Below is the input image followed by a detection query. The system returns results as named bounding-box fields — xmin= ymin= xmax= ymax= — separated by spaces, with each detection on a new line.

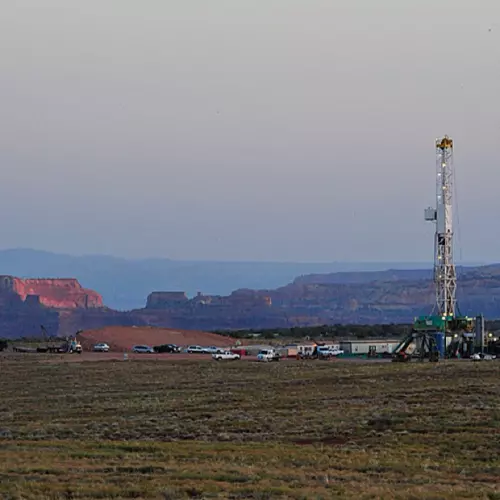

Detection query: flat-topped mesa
xmin=146 ymin=291 xmax=189 ymax=309
xmin=0 ymin=276 xmax=103 ymax=309
xmin=145 ymin=289 xmax=272 ymax=310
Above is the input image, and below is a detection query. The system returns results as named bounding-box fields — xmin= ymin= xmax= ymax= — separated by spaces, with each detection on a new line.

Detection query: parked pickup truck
xmin=316 ymin=346 xmax=344 ymax=359
xmin=257 ymin=349 xmax=280 ymax=362
xmin=212 ymin=350 xmax=241 ymax=361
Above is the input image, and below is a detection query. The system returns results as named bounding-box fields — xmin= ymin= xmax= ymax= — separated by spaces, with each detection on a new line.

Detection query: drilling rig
xmin=392 ymin=136 xmax=485 ymax=361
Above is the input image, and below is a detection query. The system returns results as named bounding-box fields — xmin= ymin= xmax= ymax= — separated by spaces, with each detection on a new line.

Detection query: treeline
xmin=214 ymin=320 xmax=500 ymax=340
xmin=213 ymin=324 xmax=412 ymax=339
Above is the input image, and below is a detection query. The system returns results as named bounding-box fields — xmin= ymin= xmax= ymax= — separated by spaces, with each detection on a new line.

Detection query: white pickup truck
xmin=257 ymin=349 xmax=280 ymax=362
xmin=317 ymin=346 xmax=344 ymax=358
xmin=212 ymin=350 xmax=241 ymax=361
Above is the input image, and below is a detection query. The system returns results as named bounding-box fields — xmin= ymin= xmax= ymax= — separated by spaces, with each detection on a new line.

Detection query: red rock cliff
xmin=0 ymin=276 xmax=103 ymax=309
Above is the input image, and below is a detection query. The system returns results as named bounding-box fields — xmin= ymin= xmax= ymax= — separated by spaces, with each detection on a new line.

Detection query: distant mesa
xmin=146 ymin=291 xmax=189 ymax=308
xmin=1 ymin=264 xmax=500 ymax=340
xmin=0 ymin=276 xmax=103 ymax=309
xmin=145 ymin=289 xmax=272 ymax=309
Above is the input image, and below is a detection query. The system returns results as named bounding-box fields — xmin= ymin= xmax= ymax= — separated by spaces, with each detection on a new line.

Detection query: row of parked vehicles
xmin=91 ymin=342 xmax=239 ymax=360
xmin=130 ymin=344 xmax=240 ymax=360
xmin=91 ymin=343 xmax=344 ymax=362
xmin=93 ymin=343 xmax=226 ymax=354
xmin=256 ymin=345 xmax=344 ymax=362
xmin=92 ymin=343 xmax=182 ymax=353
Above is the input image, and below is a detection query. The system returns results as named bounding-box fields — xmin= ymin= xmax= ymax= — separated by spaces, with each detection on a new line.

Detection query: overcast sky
xmin=0 ymin=1 xmax=499 ymax=262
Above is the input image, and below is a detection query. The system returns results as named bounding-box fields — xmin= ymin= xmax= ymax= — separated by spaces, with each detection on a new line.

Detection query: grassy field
xmin=1 ymin=356 xmax=500 ymax=499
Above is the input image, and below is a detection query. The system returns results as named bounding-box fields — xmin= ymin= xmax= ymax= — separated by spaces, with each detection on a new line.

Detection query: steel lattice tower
xmin=424 ymin=136 xmax=456 ymax=317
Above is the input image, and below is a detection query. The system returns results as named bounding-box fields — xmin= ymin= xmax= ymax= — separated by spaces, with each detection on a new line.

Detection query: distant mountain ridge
xmin=125 ymin=262 xmax=500 ymax=329
xmin=266 ymin=263 xmax=500 ymax=325
xmin=0 ymin=248 xmax=497 ymax=336
xmin=292 ymin=265 xmax=491 ymax=286
xmin=0 ymin=248 xmax=458 ymax=310
xmin=294 ymin=268 xmax=433 ymax=285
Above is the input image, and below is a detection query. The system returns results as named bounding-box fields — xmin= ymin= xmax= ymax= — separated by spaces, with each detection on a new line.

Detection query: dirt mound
xmin=78 ymin=326 xmax=235 ymax=352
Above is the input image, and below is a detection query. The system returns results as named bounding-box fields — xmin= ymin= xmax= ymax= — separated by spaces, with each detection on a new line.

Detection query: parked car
xmin=132 ymin=345 xmax=155 ymax=354
xmin=257 ymin=349 xmax=280 ymax=362
xmin=187 ymin=345 xmax=205 ymax=354
xmin=153 ymin=343 xmax=181 ymax=353
xmin=203 ymin=346 xmax=219 ymax=354
xmin=93 ymin=342 xmax=110 ymax=352
xmin=212 ymin=350 xmax=241 ymax=361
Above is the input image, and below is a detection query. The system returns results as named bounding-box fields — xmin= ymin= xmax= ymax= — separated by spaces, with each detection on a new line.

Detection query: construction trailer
xmin=340 ymin=339 xmax=400 ymax=356
xmin=294 ymin=343 xmax=318 ymax=357
xmin=392 ymin=136 xmax=487 ymax=362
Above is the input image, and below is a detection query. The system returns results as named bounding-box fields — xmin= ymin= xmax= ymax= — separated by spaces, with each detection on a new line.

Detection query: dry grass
xmin=1 ymin=355 xmax=500 ymax=498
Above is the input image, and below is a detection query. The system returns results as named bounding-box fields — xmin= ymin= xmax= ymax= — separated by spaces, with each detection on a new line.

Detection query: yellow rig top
xmin=436 ymin=136 xmax=453 ymax=150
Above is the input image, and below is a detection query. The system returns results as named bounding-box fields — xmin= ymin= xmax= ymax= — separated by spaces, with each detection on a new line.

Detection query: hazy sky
xmin=1 ymin=1 xmax=499 ymax=262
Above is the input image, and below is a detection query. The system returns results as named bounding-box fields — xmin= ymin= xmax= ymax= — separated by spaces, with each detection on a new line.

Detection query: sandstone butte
xmin=0 ymin=274 xmax=279 ymax=338
xmin=0 ymin=275 xmax=103 ymax=309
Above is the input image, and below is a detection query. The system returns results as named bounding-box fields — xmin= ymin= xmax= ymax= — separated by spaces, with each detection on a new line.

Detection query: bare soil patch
xmin=78 ymin=325 xmax=236 ymax=351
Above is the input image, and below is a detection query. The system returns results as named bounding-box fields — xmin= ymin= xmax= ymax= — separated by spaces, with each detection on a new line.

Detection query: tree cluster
xmin=214 ymin=320 xmax=500 ymax=340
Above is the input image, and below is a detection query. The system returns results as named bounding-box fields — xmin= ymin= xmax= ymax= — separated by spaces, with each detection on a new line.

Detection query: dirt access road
xmin=1 ymin=350 xmax=389 ymax=364
xmin=0 ymin=351 xmax=257 ymax=363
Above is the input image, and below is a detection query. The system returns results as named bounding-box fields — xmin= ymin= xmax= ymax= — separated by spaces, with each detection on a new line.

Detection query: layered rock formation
xmin=0 ymin=276 xmax=104 ymax=338
xmin=134 ymin=288 xmax=275 ymax=330
xmin=0 ymin=276 xmax=103 ymax=309
xmin=131 ymin=265 xmax=500 ymax=329
xmin=2 ymin=265 xmax=500 ymax=339
xmin=146 ymin=292 xmax=189 ymax=308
